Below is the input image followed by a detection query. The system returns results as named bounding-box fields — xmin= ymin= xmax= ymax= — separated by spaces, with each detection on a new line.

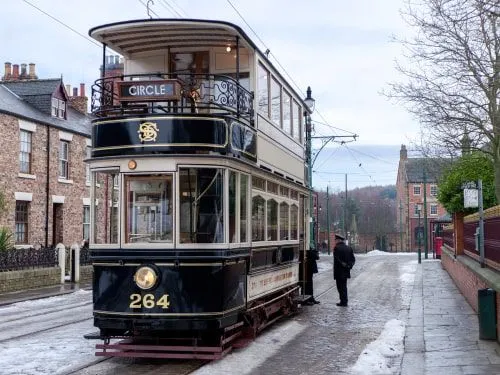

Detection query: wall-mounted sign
xmin=118 ymin=80 xmax=181 ymax=102
xmin=464 ymin=188 xmax=479 ymax=208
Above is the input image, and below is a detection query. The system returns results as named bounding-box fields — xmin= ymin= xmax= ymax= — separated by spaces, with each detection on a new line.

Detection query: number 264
xmin=129 ymin=293 xmax=170 ymax=309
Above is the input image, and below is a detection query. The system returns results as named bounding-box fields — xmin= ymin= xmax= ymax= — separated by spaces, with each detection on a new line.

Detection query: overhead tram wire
xmin=225 ymin=0 xmax=359 ymax=143
xmin=169 ymin=0 xmax=190 ymax=17
xmin=343 ymin=144 xmax=377 ymax=185
xmin=158 ymin=0 xmax=184 ymax=17
xmin=21 ymin=0 xmax=101 ymax=48
xmin=342 ymin=144 xmax=396 ymax=165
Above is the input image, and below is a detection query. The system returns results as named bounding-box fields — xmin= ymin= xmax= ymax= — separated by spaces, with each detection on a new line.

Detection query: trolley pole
xmin=423 ymin=169 xmax=428 ymax=259
xmin=304 ymin=87 xmax=315 ymax=252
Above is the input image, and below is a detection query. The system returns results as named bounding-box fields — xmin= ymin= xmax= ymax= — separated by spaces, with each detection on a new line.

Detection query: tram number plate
xmin=129 ymin=293 xmax=170 ymax=309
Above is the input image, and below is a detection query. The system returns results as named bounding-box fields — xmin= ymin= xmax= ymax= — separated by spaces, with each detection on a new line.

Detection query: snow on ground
xmin=349 ymin=319 xmax=406 ymax=375
xmin=192 ymin=321 xmax=306 ymax=375
xmin=0 ymin=320 xmax=97 ymax=375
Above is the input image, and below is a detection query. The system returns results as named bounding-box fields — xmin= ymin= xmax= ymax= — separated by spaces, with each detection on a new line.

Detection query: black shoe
xmin=336 ymin=302 xmax=347 ymax=307
xmin=304 ymin=300 xmax=315 ymax=306
xmin=313 ymin=299 xmax=320 ymax=304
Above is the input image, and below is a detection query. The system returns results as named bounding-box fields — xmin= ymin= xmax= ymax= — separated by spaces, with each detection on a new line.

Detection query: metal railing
xmin=91 ymin=73 xmax=254 ymax=125
xmin=0 ymin=246 xmax=58 ymax=272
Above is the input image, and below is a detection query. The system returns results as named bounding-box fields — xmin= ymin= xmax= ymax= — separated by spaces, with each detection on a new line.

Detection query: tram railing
xmin=91 ymin=73 xmax=254 ymax=125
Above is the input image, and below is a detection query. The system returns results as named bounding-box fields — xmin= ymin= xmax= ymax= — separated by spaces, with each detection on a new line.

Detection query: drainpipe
xmin=45 ymin=126 xmax=50 ymax=247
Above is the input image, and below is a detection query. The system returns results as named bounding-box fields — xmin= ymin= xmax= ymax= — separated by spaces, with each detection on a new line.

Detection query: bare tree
xmin=387 ymin=0 xmax=500 ymax=199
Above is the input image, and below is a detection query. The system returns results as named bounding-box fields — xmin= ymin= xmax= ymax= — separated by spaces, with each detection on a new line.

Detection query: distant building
xmin=396 ymin=145 xmax=449 ymax=252
xmin=0 ymin=61 xmax=91 ymax=248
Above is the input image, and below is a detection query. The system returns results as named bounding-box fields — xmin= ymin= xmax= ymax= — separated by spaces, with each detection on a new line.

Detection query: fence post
xmin=56 ymin=243 xmax=66 ymax=284
xmin=71 ymin=243 xmax=80 ymax=283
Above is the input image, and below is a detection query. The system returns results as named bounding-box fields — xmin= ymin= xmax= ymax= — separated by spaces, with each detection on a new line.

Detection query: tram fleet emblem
xmin=138 ymin=122 xmax=159 ymax=142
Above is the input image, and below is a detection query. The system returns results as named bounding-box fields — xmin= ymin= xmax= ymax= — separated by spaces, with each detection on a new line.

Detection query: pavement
xmin=1 ymin=260 xmax=500 ymax=374
xmin=401 ymin=260 xmax=500 ymax=375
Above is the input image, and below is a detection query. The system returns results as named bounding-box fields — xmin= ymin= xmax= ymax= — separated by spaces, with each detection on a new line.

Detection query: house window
xmin=59 ymin=141 xmax=69 ymax=179
xmin=19 ymin=130 xmax=32 ymax=174
xmin=413 ymin=185 xmax=421 ymax=195
xmin=51 ymin=97 xmax=66 ymax=119
xmin=15 ymin=201 xmax=29 ymax=244
xmin=414 ymin=204 xmax=422 ymax=216
xmin=83 ymin=205 xmax=90 ymax=241
xmin=430 ymin=185 xmax=438 ymax=196
xmin=85 ymin=146 xmax=91 ymax=184
xmin=430 ymin=204 xmax=438 ymax=215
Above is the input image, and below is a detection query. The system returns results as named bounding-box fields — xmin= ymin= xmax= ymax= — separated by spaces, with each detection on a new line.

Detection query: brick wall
xmin=442 ymin=246 xmax=500 ymax=341
xmin=0 ymin=114 xmax=90 ymax=248
xmin=80 ymin=265 xmax=93 ymax=283
xmin=0 ymin=267 xmax=60 ymax=293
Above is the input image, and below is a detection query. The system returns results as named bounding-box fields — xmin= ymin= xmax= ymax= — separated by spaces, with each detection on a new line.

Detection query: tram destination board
xmin=118 ymin=79 xmax=181 ymax=102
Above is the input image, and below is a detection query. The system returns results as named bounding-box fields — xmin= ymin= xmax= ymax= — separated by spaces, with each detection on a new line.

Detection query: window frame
xmin=413 ymin=185 xmax=421 ymax=196
xmin=19 ymin=129 xmax=32 ymax=174
xmin=430 ymin=204 xmax=438 ymax=215
xmin=15 ymin=200 xmax=29 ymax=244
xmin=59 ymin=140 xmax=70 ymax=179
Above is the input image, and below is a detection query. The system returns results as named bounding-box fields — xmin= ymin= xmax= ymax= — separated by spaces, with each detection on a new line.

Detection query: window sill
xmin=18 ymin=173 xmax=36 ymax=180
xmin=58 ymin=178 xmax=74 ymax=184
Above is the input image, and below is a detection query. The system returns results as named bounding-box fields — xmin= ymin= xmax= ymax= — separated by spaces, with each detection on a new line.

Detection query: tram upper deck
xmin=89 ymin=19 xmax=309 ymax=185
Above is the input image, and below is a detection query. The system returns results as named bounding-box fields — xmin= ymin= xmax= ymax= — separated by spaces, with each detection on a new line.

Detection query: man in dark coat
xmin=333 ymin=234 xmax=355 ymax=306
xmin=304 ymin=247 xmax=320 ymax=305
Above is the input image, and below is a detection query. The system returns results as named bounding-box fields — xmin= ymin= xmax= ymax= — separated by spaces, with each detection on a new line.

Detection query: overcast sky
xmin=3 ymin=0 xmax=419 ymax=190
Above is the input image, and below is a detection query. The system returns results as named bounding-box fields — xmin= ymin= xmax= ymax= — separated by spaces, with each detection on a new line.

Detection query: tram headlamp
xmin=134 ymin=266 xmax=158 ymax=290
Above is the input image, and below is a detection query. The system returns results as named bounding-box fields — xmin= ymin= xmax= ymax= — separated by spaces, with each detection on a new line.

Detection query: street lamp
xmin=304 ymin=87 xmax=315 ymax=252
xmin=416 ymin=204 xmax=422 ymax=264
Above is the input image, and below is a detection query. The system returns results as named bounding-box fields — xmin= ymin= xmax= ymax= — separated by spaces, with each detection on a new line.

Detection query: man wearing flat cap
xmin=333 ymin=233 xmax=355 ymax=306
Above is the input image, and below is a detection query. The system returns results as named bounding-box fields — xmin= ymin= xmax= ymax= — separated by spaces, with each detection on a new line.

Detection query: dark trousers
xmin=336 ymin=278 xmax=348 ymax=304
xmin=305 ymin=269 xmax=314 ymax=296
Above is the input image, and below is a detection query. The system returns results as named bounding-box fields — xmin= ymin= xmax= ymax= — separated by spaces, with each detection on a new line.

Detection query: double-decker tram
xmin=85 ymin=18 xmax=313 ymax=359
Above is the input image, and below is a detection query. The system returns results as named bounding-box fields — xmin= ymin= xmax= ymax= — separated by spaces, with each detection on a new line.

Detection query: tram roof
xmin=88 ymin=19 xmax=258 ymax=57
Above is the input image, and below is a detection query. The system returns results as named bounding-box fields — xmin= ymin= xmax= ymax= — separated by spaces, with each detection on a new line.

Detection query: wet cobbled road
xmin=196 ymin=252 xmax=417 ymax=375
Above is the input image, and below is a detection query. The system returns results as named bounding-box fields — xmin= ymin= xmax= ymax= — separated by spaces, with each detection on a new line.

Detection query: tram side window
xmin=257 ymin=63 xmax=269 ymax=117
xmin=229 ymin=171 xmax=237 ymax=243
xmin=92 ymin=171 xmax=119 ymax=244
xmin=290 ymin=204 xmax=298 ymax=240
xmin=252 ymin=195 xmax=265 ymax=241
xmin=240 ymin=174 xmax=249 ymax=242
xmin=125 ymin=175 xmax=173 ymax=243
xmin=267 ymin=199 xmax=278 ymax=241
xmin=280 ymin=202 xmax=289 ymax=240
xmin=179 ymin=168 xmax=224 ymax=244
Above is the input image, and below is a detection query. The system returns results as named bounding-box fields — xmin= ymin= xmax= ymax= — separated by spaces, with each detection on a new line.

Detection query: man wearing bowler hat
xmin=333 ymin=233 xmax=355 ymax=306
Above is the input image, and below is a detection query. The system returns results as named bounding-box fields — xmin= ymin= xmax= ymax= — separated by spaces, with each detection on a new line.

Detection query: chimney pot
xmin=12 ymin=64 xmax=19 ymax=79
xmin=3 ymin=62 xmax=11 ymax=80
xmin=20 ymin=63 xmax=27 ymax=79
xmin=73 ymin=87 xmax=78 ymax=96
xmin=65 ymin=84 xmax=71 ymax=95
xmin=28 ymin=63 xmax=36 ymax=79
xmin=80 ymin=83 xmax=86 ymax=97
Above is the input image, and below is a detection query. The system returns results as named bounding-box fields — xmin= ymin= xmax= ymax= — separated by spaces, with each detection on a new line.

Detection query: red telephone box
xmin=435 ymin=237 xmax=443 ymax=259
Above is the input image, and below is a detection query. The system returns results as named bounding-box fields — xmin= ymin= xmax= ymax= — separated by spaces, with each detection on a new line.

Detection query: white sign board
xmin=464 ymin=188 xmax=479 ymax=208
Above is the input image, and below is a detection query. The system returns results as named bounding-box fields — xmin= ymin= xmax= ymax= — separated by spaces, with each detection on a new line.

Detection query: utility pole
xmin=326 ymin=186 xmax=330 ymax=255
xmin=344 ymin=173 xmax=348 ymax=239
xmin=423 ymin=169 xmax=428 ymax=259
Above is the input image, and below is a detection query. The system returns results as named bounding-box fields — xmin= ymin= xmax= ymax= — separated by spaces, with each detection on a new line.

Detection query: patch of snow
xmin=349 ymin=319 xmax=406 ymax=375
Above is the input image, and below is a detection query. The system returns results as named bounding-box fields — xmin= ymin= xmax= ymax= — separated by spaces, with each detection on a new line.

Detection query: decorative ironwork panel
xmin=0 ymin=247 xmax=58 ymax=272
xmin=91 ymin=73 xmax=254 ymax=125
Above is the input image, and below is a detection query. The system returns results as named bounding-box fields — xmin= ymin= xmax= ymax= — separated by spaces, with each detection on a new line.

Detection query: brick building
xmin=396 ymin=145 xmax=449 ymax=252
xmin=0 ymin=62 xmax=91 ymax=248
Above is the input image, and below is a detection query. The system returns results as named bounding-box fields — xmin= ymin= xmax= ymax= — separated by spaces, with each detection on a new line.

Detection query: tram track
xmin=0 ymin=301 xmax=92 ymax=324
xmin=0 ymin=316 xmax=93 ymax=343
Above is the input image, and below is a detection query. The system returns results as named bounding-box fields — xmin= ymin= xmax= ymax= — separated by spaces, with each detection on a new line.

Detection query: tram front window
xmin=179 ymin=167 xmax=224 ymax=244
xmin=92 ymin=170 xmax=119 ymax=244
xmin=125 ymin=175 xmax=173 ymax=243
